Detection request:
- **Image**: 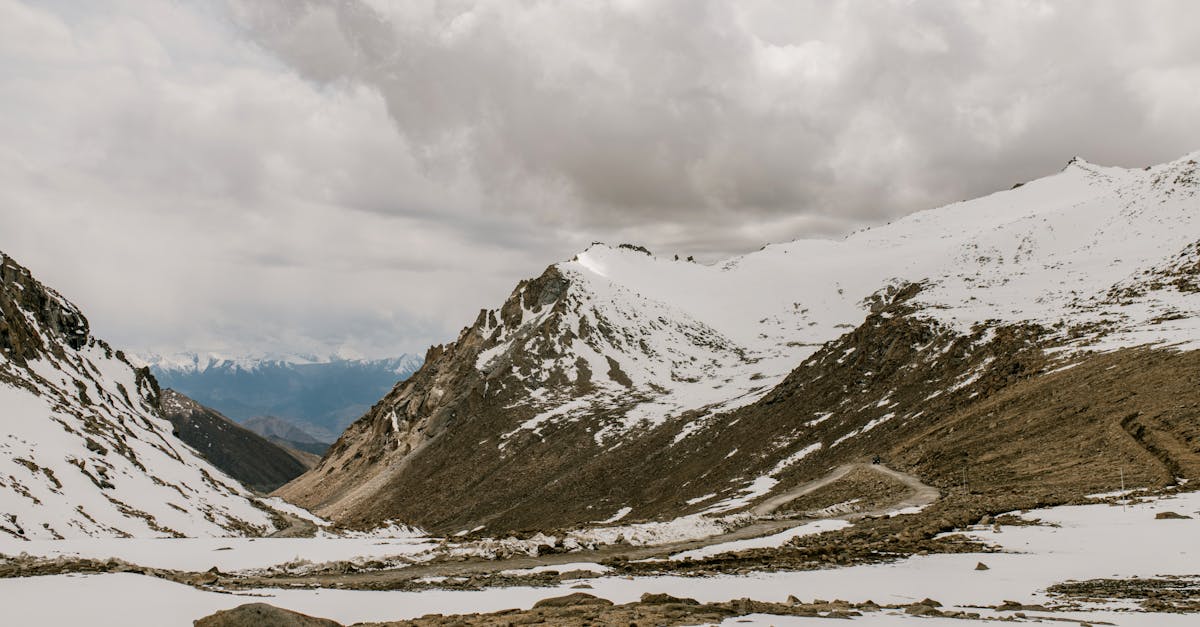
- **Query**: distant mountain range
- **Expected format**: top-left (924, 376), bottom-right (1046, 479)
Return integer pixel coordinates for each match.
top-left (141, 352), bottom-right (423, 443)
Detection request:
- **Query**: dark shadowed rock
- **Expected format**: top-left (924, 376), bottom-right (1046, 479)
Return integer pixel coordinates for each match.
top-left (159, 389), bottom-right (309, 492)
top-left (193, 603), bottom-right (342, 627)
top-left (905, 603), bottom-right (943, 616)
top-left (640, 592), bottom-right (700, 605)
top-left (532, 592), bottom-right (614, 608)
top-left (1155, 511), bottom-right (1191, 519)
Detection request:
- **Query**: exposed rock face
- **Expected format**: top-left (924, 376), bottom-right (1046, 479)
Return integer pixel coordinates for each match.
top-left (278, 151), bottom-right (1200, 535)
top-left (0, 252), bottom-right (280, 539)
top-left (276, 267), bottom-right (569, 526)
top-left (158, 389), bottom-right (310, 492)
top-left (0, 253), bottom-right (90, 362)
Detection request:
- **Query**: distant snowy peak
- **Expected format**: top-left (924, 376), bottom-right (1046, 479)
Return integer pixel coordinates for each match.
top-left (141, 351), bottom-right (423, 375)
top-left (0, 252), bottom-right (283, 540)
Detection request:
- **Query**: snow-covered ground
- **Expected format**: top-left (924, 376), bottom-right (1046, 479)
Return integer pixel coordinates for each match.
top-left (722, 612), bottom-right (1200, 626)
top-left (669, 518), bottom-right (851, 561)
top-left (3, 488), bottom-right (1197, 626)
top-left (0, 535), bottom-right (437, 573)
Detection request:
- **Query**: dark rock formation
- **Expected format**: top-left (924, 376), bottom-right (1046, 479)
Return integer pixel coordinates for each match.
top-left (158, 390), bottom-right (309, 492)
top-left (194, 603), bottom-right (341, 627)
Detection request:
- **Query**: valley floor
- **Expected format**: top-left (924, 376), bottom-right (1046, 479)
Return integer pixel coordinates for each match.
top-left (1, 486), bottom-right (1197, 626)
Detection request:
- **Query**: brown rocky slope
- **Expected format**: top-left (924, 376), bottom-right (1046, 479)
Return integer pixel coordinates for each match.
top-left (277, 278), bottom-right (1200, 534)
top-left (277, 155), bottom-right (1200, 535)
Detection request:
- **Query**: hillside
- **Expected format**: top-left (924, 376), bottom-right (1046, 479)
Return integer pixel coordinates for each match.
top-left (0, 252), bottom-right (286, 539)
top-left (241, 415), bottom-right (329, 459)
top-left (157, 390), bottom-right (310, 492)
top-left (146, 353), bottom-right (422, 442)
top-left (277, 152), bottom-right (1200, 535)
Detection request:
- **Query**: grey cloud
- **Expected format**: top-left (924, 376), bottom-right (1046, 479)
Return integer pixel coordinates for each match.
top-left (233, 0), bottom-right (1200, 234)
top-left (2, 0), bottom-right (1199, 359)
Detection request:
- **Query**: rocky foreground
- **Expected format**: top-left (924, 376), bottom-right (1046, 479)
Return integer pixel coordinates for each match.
top-left (195, 594), bottom-right (980, 627)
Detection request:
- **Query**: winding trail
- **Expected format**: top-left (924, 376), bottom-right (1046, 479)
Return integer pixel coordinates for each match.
top-left (267, 512), bottom-right (319, 538)
top-left (753, 462), bottom-right (940, 518)
top-left (224, 463), bottom-right (939, 590)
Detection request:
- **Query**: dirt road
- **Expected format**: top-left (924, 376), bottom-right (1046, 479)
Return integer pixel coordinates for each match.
top-left (752, 462), bottom-right (939, 518)
top-left (224, 463), bottom-right (939, 590)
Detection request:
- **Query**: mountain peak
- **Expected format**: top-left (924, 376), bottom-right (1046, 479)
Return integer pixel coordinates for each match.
top-left (1, 252), bottom-right (91, 361)
top-left (280, 148), bottom-right (1200, 534)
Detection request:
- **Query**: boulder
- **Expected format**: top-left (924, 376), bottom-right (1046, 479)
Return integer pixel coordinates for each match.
top-left (532, 592), bottom-right (614, 608)
top-left (640, 592), bottom-right (699, 605)
top-left (194, 603), bottom-right (341, 627)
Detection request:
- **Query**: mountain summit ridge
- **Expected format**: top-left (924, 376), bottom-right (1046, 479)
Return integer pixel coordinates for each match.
top-left (276, 150), bottom-right (1200, 534)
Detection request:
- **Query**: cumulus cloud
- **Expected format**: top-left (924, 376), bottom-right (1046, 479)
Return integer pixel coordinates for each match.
top-left (1, 0), bottom-right (1198, 357)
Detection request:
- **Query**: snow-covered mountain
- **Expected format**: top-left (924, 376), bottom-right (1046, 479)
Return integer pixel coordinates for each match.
top-left (0, 253), bottom-right (284, 540)
top-left (143, 353), bottom-right (423, 442)
top-left (141, 352), bottom-right (422, 376)
top-left (278, 151), bottom-right (1200, 534)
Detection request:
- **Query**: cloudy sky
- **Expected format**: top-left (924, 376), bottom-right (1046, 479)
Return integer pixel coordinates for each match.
top-left (2, 0), bottom-right (1199, 359)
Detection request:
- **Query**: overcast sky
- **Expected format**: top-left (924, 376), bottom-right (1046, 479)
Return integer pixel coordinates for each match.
top-left (2, 0), bottom-right (1199, 359)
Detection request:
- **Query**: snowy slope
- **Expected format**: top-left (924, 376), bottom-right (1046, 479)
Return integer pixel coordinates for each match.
top-left (488, 152), bottom-right (1200, 444)
top-left (0, 253), bottom-right (281, 540)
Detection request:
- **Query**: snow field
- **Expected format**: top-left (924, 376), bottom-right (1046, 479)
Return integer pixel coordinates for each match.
top-left (2, 487), bottom-right (1197, 626)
